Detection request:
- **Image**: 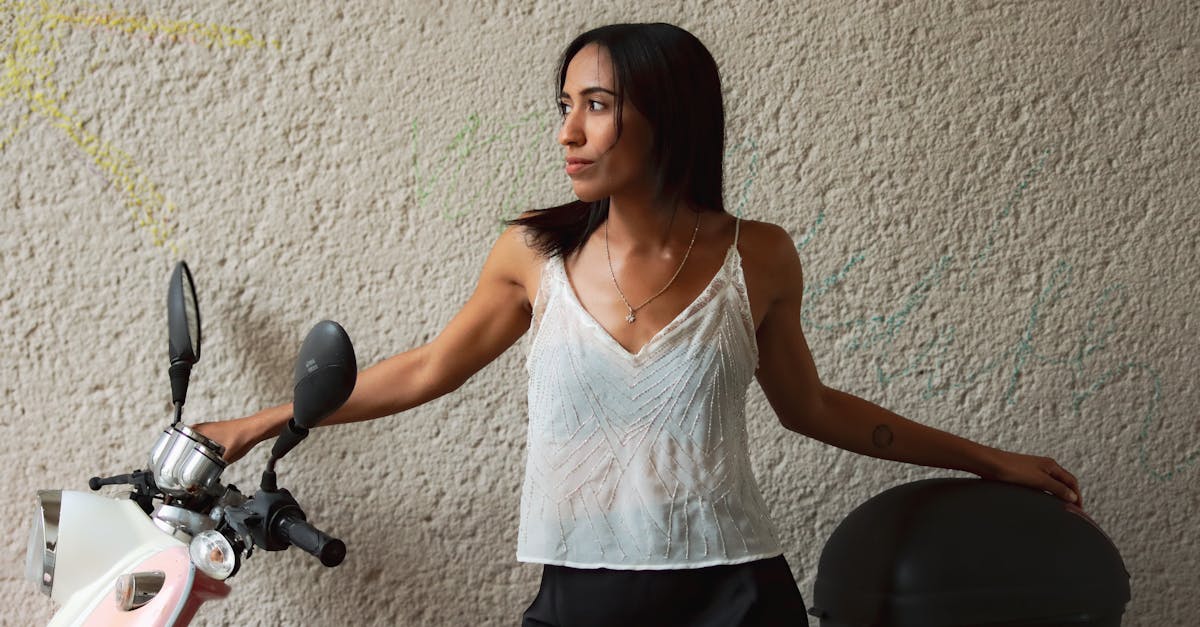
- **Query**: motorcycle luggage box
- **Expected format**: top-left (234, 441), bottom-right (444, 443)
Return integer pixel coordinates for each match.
top-left (808, 478), bottom-right (1130, 627)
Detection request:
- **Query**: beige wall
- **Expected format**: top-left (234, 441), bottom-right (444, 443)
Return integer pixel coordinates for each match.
top-left (3, 0), bottom-right (1196, 624)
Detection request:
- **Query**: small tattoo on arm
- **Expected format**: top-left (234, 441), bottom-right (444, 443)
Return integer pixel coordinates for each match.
top-left (872, 425), bottom-right (894, 449)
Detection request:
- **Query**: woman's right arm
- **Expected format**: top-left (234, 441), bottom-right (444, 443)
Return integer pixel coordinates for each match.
top-left (194, 224), bottom-right (540, 462)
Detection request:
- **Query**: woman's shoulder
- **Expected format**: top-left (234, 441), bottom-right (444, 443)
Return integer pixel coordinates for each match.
top-left (732, 217), bottom-right (800, 269)
top-left (493, 214), bottom-right (554, 303)
top-left (730, 217), bottom-right (805, 317)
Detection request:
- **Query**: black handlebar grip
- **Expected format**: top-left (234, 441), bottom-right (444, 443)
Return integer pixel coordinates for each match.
top-left (275, 514), bottom-right (346, 567)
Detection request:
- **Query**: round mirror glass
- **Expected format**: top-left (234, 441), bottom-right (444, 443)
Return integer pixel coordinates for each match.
top-left (167, 261), bottom-right (202, 365)
top-left (180, 267), bottom-right (200, 358)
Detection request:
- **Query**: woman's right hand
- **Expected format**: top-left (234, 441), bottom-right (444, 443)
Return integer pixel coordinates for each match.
top-left (191, 419), bottom-right (255, 464)
top-left (192, 405), bottom-right (291, 464)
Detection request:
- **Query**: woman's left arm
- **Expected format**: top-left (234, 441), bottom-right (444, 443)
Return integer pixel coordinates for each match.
top-left (749, 224), bottom-right (1083, 507)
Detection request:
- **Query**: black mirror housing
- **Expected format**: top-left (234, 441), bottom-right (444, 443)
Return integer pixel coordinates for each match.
top-left (166, 261), bottom-right (201, 413)
top-left (265, 320), bottom-right (358, 472)
top-left (167, 262), bottom-right (201, 366)
top-left (291, 320), bottom-right (357, 429)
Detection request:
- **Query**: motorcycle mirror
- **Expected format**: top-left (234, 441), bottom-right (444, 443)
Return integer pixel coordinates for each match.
top-left (166, 261), bottom-right (201, 414)
top-left (291, 320), bottom-right (357, 429)
top-left (265, 321), bottom-right (357, 474)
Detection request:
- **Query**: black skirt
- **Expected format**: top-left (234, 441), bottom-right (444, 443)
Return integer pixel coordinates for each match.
top-left (521, 555), bottom-right (809, 626)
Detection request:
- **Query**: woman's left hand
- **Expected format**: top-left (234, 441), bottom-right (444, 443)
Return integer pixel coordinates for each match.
top-left (982, 450), bottom-right (1083, 509)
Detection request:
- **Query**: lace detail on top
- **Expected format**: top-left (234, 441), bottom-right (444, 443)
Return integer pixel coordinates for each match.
top-left (520, 232), bottom-right (781, 570)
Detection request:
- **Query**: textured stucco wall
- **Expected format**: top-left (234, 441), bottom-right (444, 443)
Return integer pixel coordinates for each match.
top-left (3, 0), bottom-right (1197, 625)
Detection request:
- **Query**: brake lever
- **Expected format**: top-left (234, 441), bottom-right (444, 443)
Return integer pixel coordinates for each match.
top-left (89, 469), bottom-right (159, 515)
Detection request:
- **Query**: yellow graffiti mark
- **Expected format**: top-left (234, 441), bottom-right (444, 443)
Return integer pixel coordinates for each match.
top-left (50, 3), bottom-right (281, 50)
top-left (1, 1), bottom-right (278, 250)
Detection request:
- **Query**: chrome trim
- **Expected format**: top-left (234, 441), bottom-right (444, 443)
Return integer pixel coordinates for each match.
top-left (150, 426), bottom-right (227, 496)
top-left (151, 503), bottom-right (215, 541)
top-left (115, 570), bottom-right (166, 611)
top-left (147, 428), bottom-right (173, 472)
top-left (174, 424), bottom-right (225, 457)
top-left (31, 490), bottom-right (61, 596)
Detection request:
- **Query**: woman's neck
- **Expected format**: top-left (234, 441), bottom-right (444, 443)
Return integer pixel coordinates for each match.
top-left (605, 192), bottom-right (696, 255)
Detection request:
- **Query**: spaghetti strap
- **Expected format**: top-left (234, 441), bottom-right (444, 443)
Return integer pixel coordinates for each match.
top-left (733, 214), bottom-right (742, 247)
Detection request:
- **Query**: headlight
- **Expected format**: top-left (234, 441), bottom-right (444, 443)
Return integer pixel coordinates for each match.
top-left (189, 530), bottom-right (240, 580)
top-left (25, 490), bottom-right (61, 597)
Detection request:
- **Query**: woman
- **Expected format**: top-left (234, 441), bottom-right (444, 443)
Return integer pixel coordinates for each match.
top-left (197, 23), bottom-right (1082, 626)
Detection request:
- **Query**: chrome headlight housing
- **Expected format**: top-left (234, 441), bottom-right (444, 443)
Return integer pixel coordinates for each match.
top-left (25, 490), bottom-right (61, 597)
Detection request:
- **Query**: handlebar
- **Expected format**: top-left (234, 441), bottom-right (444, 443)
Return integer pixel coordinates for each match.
top-left (274, 511), bottom-right (346, 567)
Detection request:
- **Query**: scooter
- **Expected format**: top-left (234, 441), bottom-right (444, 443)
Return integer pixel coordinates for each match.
top-left (24, 261), bottom-right (357, 626)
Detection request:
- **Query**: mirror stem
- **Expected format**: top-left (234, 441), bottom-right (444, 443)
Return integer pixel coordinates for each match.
top-left (260, 463), bottom-right (278, 493)
top-left (270, 420), bottom-right (310, 462)
top-left (169, 361), bottom-right (192, 408)
top-left (171, 402), bottom-right (183, 427)
top-left (261, 419), bottom-right (310, 492)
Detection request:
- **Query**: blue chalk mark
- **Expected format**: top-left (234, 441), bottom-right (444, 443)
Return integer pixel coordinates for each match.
top-left (793, 149), bottom-right (1193, 482)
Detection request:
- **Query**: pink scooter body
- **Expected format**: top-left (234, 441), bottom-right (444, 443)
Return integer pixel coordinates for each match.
top-left (37, 491), bottom-right (232, 627)
top-left (80, 546), bottom-right (229, 627)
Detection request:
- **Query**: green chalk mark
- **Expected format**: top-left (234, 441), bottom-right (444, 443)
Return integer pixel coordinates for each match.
top-left (410, 112), bottom-right (764, 230)
top-left (410, 111), bottom-right (551, 224)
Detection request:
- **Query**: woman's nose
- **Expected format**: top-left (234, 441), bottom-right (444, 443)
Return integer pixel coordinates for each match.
top-left (558, 110), bottom-right (583, 147)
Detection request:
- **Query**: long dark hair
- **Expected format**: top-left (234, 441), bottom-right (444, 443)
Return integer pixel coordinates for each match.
top-left (507, 23), bottom-right (727, 259)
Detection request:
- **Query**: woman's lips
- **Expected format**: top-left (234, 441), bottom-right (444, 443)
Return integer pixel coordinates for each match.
top-left (565, 159), bottom-right (594, 175)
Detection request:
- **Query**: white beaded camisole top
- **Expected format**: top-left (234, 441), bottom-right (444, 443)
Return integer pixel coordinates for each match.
top-left (519, 218), bottom-right (783, 569)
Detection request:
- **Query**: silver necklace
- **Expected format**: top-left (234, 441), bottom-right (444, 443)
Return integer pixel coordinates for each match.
top-left (605, 211), bottom-right (701, 324)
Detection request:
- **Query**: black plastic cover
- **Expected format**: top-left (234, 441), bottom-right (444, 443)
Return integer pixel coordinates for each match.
top-left (166, 261), bottom-right (200, 367)
top-left (166, 261), bottom-right (201, 408)
top-left (291, 320), bottom-right (357, 429)
top-left (809, 478), bottom-right (1129, 627)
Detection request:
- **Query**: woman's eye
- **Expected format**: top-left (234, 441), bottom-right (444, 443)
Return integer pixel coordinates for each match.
top-left (556, 100), bottom-right (604, 116)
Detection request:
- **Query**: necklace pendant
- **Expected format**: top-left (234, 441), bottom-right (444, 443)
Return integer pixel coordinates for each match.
top-left (625, 311), bottom-right (636, 324)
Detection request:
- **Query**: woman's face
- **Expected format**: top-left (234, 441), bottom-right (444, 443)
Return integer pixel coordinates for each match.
top-left (557, 44), bottom-right (654, 203)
